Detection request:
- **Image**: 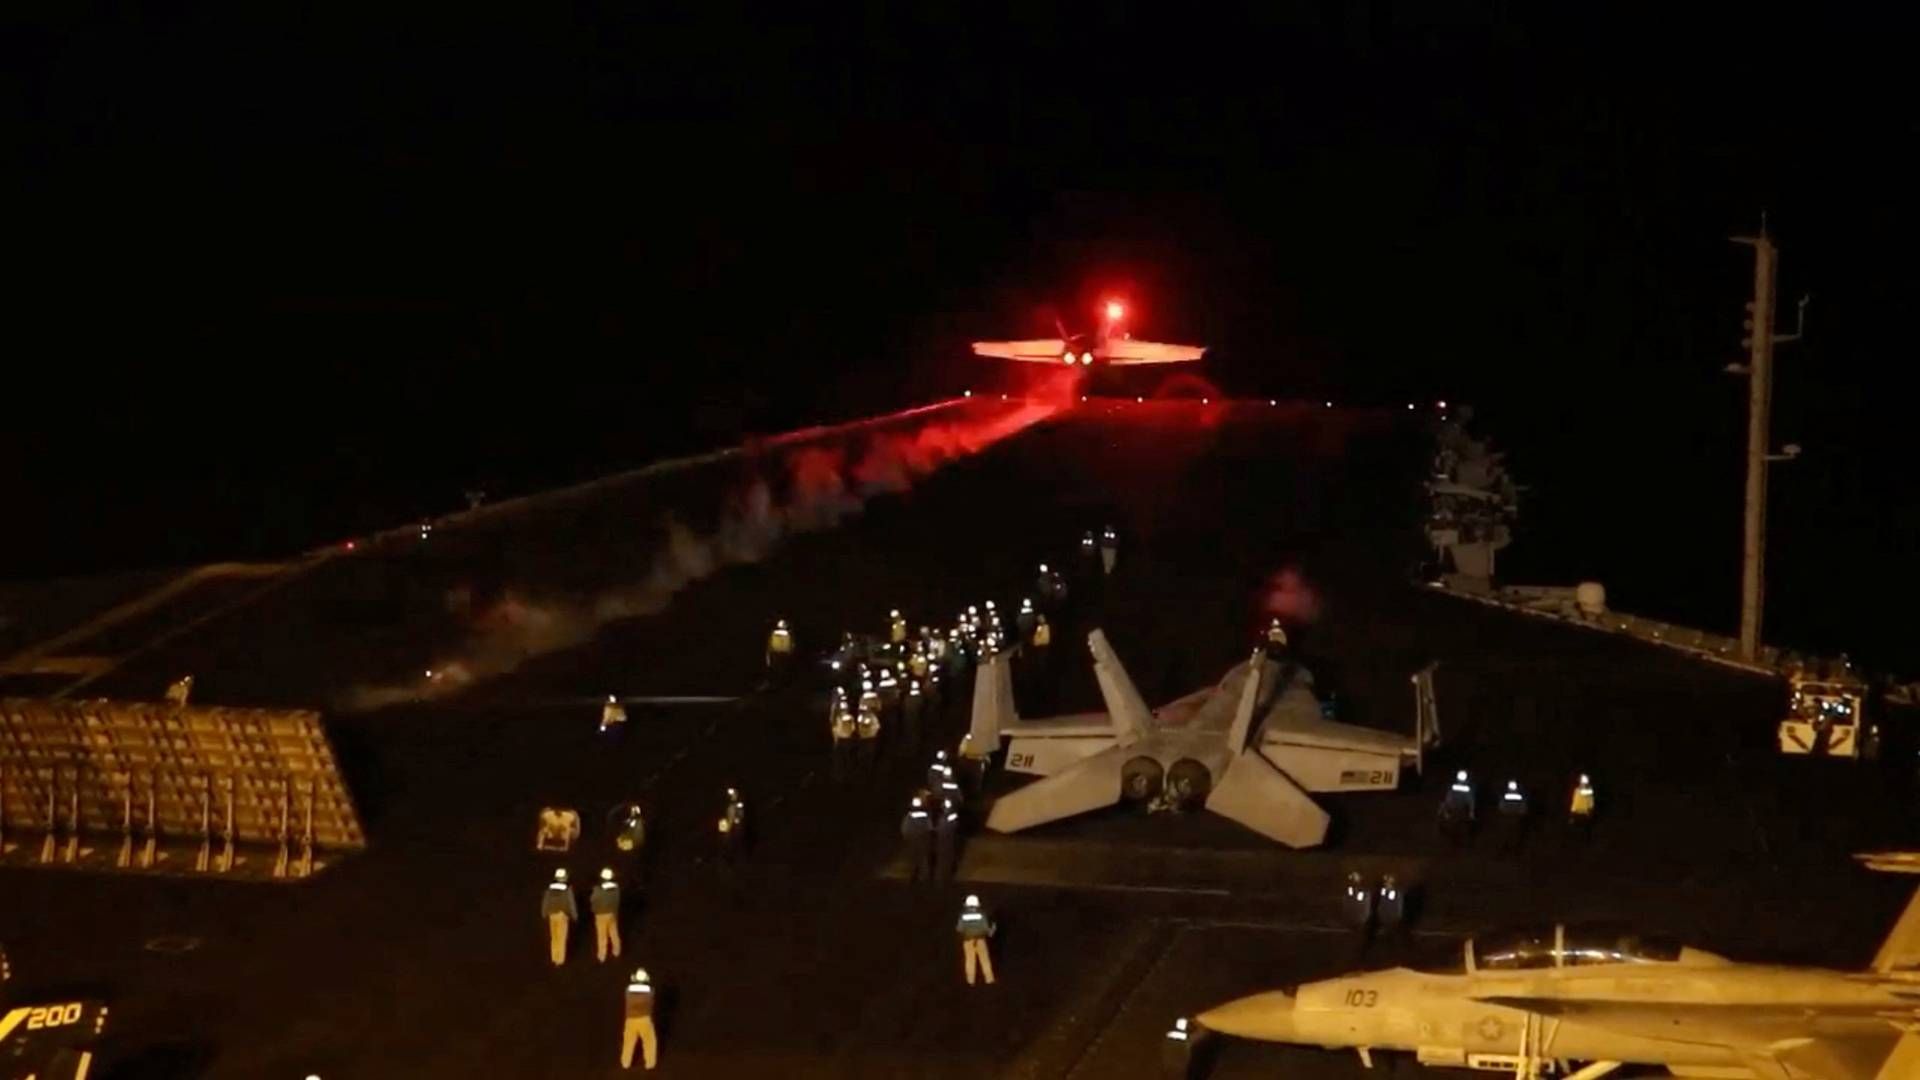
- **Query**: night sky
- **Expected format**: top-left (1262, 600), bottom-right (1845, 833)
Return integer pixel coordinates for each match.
top-left (8, 6), bottom-right (1916, 662)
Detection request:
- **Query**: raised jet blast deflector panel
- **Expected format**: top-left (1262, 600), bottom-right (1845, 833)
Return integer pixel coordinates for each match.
top-left (0, 697), bottom-right (365, 877)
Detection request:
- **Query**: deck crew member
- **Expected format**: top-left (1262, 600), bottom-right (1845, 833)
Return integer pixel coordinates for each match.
top-left (1568, 773), bottom-right (1596, 837)
top-left (542, 868), bottom-right (577, 966)
top-left (1375, 874), bottom-right (1406, 936)
top-left (619, 967), bottom-right (658, 1070)
top-left (1439, 769), bottom-right (1475, 844)
top-left (1343, 870), bottom-right (1375, 938)
top-left (717, 787), bottom-right (747, 863)
top-left (956, 895), bottom-right (997, 985)
top-left (934, 796), bottom-right (962, 883)
top-left (765, 618), bottom-right (794, 676)
top-left (830, 688), bottom-right (857, 782)
top-left (592, 867), bottom-right (623, 961)
top-left (1498, 779), bottom-right (1530, 852)
top-left (901, 796), bottom-right (933, 883)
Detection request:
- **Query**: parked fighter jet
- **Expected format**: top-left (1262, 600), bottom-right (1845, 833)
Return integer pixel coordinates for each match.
top-left (1195, 852), bottom-right (1920, 1079)
top-left (968, 631), bottom-right (1438, 847)
top-left (0, 944), bottom-right (108, 1080)
top-left (971, 299), bottom-right (1206, 367)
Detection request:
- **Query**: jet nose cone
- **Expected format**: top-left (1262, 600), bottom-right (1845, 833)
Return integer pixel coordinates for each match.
top-left (1196, 990), bottom-right (1296, 1041)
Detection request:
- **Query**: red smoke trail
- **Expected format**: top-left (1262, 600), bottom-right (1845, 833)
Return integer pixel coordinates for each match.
top-left (343, 398), bottom-right (1058, 709)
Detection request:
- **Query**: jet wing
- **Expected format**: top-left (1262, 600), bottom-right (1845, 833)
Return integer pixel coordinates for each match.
top-left (1475, 997), bottom-right (1906, 1079)
top-left (1856, 856), bottom-right (1920, 974)
top-left (1870, 883), bottom-right (1920, 974)
top-left (1205, 750), bottom-right (1330, 848)
top-left (1002, 714), bottom-right (1118, 775)
top-left (985, 743), bottom-right (1128, 833)
top-left (1099, 338), bottom-right (1207, 365)
top-left (1871, 1030), bottom-right (1920, 1080)
top-left (1001, 714), bottom-right (1115, 739)
top-left (1765, 1034), bottom-right (1916, 1080)
top-left (1262, 715), bottom-right (1418, 758)
top-left (972, 338), bottom-right (1068, 362)
top-left (1258, 663), bottom-right (1415, 757)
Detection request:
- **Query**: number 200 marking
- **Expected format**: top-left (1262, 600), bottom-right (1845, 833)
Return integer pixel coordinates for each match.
top-left (26, 1003), bottom-right (83, 1029)
top-left (1344, 989), bottom-right (1378, 1008)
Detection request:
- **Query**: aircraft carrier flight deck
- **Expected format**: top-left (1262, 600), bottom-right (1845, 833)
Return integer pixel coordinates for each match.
top-left (0, 399), bottom-right (1908, 1078)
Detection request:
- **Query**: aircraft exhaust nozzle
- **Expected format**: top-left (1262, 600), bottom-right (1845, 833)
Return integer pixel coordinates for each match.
top-left (1195, 990), bottom-right (1296, 1042)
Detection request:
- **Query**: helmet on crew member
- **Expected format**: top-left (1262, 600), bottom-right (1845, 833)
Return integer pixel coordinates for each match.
top-left (601, 867), bottom-right (615, 883)
top-left (554, 868), bottom-right (568, 882)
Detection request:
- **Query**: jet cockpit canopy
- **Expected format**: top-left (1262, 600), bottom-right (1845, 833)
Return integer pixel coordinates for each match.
top-left (1466, 924), bottom-right (1685, 972)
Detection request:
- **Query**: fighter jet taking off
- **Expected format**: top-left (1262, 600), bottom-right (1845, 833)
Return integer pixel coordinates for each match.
top-left (968, 631), bottom-right (1438, 847)
top-left (971, 299), bottom-right (1206, 366)
top-left (1195, 851), bottom-right (1920, 1079)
